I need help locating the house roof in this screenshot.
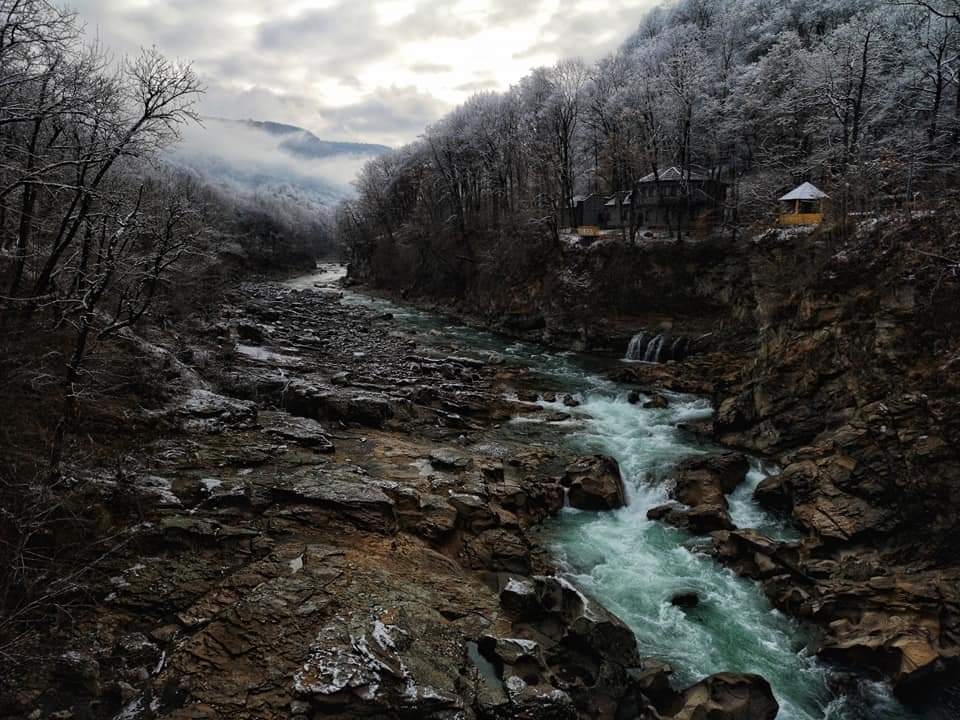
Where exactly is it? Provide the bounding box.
[605,191,632,206]
[638,166,710,183]
[780,182,829,201]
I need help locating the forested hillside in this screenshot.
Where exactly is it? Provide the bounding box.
[168,118,388,255]
[341,0,960,294]
[0,0,341,513]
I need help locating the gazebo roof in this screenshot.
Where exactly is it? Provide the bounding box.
[780,182,829,201]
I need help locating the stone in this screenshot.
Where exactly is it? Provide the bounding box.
[281,381,393,427]
[55,651,101,697]
[648,503,734,534]
[652,452,748,534]
[633,660,676,707]
[753,473,792,512]
[500,577,539,616]
[236,323,266,344]
[671,592,700,609]
[563,456,626,511]
[448,493,499,532]
[273,471,398,534]
[462,528,531,573]
[674,452,749,501]
[177,389,258,434]
[666,673,778,720]
[261,412,335,451]
[396,492,458,540]
[644,394,670,409]
[429,448,471,470]
[115,632,161,669]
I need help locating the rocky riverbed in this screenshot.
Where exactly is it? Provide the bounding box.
[5,269,783,720]
[8,253,957,720]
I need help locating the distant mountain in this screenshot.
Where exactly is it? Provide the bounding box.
[167,118,390,214]
[241,119,392,159]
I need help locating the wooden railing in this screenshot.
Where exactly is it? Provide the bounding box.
[778,212,823,226]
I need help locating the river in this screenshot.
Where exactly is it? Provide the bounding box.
[291,264,918,720]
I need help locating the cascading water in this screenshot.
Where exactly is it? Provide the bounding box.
[293,266,921,720]
[626,332,649,361]
[650,335,667,362]
[538,390,914,720]
[625,332,689,363]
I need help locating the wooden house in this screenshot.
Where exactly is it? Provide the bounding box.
[778,182,828,226]
[632,167,727,233]
[604,191,632,228]
[565,193,608,234]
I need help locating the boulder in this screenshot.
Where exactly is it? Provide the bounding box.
[177,389,257,434]
[55,651,101,697]
[644,394,670,409]
[502,576,641,670]
[563,456,626,511]
[648,503,734,534]
[673,452,749,505]
[462,528,531,574]
[236,323,266,344]
[281,381,393,427]
[753,473,792,513]
[651,452,748,534]
[665,673,778,720]
[273,471,398,534]
[670,592,700,609]
[261,412,335,451]
[489,479,565,527]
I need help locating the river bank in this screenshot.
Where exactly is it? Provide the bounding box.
[4,261,954,719]
[345,207,960,714]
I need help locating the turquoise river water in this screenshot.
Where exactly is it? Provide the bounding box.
[291,266,934,719]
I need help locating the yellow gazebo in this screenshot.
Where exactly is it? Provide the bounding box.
[778,182,829,226]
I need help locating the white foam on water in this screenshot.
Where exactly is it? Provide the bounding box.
[542,387,913,720]
[279,266,917,720]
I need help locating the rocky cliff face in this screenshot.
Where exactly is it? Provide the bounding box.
[356,208,960,702]
[710,215,960,700]
[350,232,754,352]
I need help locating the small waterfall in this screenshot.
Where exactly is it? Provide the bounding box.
[644,335,665,362]
[625,332,691,363]
[671,336,689,360]
[625,332,648,360]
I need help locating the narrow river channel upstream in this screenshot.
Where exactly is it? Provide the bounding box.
[290,265,919,720]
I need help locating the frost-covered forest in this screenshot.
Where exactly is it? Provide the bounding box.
[340,0,960,270]
[0,0,342,473]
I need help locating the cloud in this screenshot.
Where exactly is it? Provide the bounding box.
[410,62,453,74]
[316,85,452,146]
[257,4,397,79]
[517,0,659,62]
[168,118,384,205]
[454,78,502,93]
[70,0,660,146]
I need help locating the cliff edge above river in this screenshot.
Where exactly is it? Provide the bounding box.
[348,208,960,705]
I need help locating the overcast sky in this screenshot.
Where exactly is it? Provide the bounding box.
[72,0,658,147]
